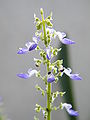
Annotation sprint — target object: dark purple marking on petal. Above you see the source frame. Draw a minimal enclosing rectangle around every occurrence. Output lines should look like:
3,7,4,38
70,74,82,80
17,73,29,79
29,43,37,51
47,74,55,83
68,109,79,116
62,38,75,44
46,53,51,60
17,48,28,54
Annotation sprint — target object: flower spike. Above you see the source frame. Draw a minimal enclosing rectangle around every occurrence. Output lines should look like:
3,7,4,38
17,9,82,119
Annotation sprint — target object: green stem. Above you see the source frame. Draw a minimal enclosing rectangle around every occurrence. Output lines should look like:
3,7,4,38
41,10,51,120
41,11,47,46
47,82,51,120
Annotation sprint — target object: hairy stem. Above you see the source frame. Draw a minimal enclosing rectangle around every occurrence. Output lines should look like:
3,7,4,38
41,10,47,46
41,10,51,120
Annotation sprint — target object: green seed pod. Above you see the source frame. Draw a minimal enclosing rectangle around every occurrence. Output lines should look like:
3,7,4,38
36,21,42,30
45,19,53,27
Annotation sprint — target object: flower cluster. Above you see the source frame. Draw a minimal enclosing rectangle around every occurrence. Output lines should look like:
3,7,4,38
17,8,82,120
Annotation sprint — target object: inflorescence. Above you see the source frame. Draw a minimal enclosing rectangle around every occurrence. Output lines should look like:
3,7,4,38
17,8,82,120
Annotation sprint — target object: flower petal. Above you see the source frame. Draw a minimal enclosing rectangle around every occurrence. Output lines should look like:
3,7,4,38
28,69,37,77
57,31,63,40
33,36,40,44
67,109,79,116
46,47,51,60
47,74,55,83
29,43,37,51
17,48,28,54
64,68,72,76
17,73,29,79
70,74,82,80
62,103,72,109
61,32,66,38
46,53,51,60
61,38,75,44
62,103,79,116
25,42,32,49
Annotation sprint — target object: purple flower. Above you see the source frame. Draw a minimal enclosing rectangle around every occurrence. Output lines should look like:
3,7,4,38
62,103,79,116
63,68,82,80
46,47,51,60
57,31,75,45
17,36,39,54
17,68,37,79
47,74,55,83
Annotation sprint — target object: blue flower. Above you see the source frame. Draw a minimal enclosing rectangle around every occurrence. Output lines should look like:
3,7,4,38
46,46,51,60
17,36,39,54
47,73,55,83
62,103,79,116
63,68,82,80
17,68,37,79
57,31,75,45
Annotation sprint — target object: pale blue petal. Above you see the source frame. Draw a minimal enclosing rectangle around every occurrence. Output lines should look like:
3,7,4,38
17,48,28,54
67,109,79,116
28,69,37,77
25,42,33,48
64,68,72,76
61,32,66,38
17,73,29,79
61,38,75,44
33,36,40,44
70,74,82,80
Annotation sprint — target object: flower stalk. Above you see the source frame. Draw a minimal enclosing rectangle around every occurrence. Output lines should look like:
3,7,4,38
17,8,82,120
41,9,51,120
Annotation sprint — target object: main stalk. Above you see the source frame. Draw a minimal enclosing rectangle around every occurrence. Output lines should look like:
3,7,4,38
41,8,51,120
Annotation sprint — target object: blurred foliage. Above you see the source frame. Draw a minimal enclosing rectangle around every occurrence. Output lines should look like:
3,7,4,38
57,43,78,120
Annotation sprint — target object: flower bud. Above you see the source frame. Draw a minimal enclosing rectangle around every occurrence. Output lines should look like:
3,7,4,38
40,8,43,15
